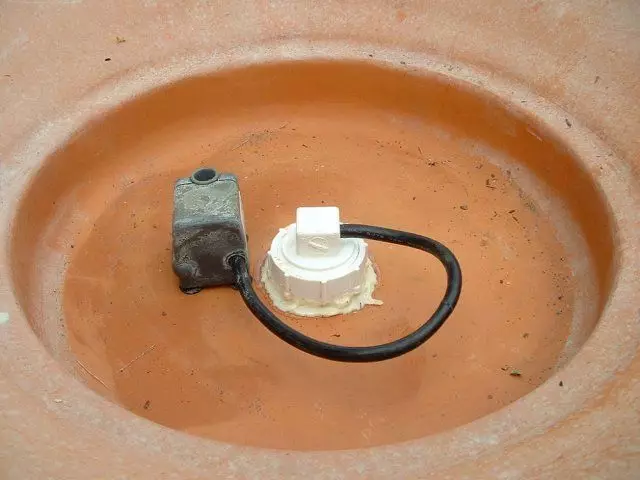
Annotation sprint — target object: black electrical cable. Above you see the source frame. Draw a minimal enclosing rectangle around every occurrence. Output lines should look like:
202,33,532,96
229,224,462,363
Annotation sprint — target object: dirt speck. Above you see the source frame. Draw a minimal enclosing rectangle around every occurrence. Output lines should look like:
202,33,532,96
143,400,151,410
459,204,469,211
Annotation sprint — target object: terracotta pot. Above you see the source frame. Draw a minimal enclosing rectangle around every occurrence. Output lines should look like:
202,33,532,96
1,1,638,478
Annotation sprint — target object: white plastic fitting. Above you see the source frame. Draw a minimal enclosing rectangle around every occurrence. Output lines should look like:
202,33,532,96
261,207,381,317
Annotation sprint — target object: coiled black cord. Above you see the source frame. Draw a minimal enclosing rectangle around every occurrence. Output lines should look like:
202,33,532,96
229,224,462,362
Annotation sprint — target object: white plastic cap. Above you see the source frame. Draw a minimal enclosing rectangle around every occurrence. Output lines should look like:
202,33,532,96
296,206,341,257
263,207,369,306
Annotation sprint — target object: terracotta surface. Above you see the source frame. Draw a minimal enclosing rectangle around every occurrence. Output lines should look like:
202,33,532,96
11,61,605,450
1,1,639,478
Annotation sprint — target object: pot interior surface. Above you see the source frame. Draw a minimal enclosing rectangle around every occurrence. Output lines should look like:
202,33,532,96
10,61,614,450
